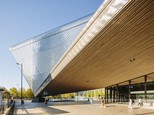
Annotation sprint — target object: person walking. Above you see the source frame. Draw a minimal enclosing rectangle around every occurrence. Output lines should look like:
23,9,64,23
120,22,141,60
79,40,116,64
138,98,141,107
138,98,143,107
101,97,105,108
44,97,48,105
90,97,93,105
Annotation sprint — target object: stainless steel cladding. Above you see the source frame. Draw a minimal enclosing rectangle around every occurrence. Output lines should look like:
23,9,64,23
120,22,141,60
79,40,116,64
10,15,92,94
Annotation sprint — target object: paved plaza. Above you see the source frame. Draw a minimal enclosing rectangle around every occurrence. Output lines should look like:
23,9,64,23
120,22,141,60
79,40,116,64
13,100,154,115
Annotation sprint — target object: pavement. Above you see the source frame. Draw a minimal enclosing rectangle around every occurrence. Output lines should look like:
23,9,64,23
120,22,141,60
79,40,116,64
13,100,154,115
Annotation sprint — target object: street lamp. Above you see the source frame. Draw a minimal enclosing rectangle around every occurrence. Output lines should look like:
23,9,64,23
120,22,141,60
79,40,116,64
16,63,23,105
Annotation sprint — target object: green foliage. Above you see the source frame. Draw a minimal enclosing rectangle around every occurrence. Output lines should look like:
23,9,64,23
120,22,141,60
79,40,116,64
9,86,105,100
82,89,105,98
9,87,17,98
17,88,26,98
82,92,87,97
9,87,34,99
94,90,99,97
87,91,91,97
50,93,75,99
25,88,34,98
91,91,94,97
99,89,104,97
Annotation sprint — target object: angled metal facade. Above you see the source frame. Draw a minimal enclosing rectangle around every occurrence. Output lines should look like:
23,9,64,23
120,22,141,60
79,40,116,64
10,15,92,94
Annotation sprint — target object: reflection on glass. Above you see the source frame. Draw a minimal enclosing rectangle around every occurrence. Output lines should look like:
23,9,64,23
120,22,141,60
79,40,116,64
10,14,92,93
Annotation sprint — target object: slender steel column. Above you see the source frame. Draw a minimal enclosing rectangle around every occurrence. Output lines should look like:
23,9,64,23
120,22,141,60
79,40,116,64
105,88,106,103
113,87,116,103
21,64,23,104
144,75,147,101
119,91,121,102
128,80,131,101
110,87,112,103
107,87,108,103
116,84,118,102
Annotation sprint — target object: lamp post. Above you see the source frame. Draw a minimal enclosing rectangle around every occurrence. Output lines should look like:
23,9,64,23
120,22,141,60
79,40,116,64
17,63,23,105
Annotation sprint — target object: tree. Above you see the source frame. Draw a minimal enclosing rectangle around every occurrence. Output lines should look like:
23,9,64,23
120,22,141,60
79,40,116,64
50,93,75,99
67,93,75,99
9,87,17,98
91,91,94,97
9,87,35,99
94,90,99,98
82,92,87,97
58,93,75,99
17,88,25,98
87,91,91,97
99,89,104,97
25,88,34,99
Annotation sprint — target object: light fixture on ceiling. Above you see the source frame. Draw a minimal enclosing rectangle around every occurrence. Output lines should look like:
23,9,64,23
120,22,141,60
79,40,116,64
129,58,135,62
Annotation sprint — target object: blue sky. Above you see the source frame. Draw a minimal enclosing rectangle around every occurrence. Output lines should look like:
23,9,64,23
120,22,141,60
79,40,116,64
0,0,103,90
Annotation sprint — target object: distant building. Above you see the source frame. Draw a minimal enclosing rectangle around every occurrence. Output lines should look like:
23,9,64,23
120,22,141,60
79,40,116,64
0,87,11,114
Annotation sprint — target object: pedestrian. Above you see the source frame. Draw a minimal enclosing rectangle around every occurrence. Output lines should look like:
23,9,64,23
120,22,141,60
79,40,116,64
101,97,105,108
132,98,135,105
44,97,48,105
21,99,24,104
128,99,132,109
139,98,143,107
11,95,14,104
138,98,141,107
98,94,100,99
90,97,93,105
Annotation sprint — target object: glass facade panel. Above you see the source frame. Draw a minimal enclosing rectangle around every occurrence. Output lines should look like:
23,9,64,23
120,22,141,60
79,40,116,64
10,15,92,93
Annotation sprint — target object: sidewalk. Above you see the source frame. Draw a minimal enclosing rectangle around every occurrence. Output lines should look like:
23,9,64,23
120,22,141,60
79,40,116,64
14,101,154,115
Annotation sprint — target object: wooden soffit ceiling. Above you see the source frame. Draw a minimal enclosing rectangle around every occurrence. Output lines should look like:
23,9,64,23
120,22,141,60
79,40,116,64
37,0,154,96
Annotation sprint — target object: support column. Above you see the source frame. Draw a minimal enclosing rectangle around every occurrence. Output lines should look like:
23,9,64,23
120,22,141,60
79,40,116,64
144,75,147,101
119,92,121,102
110,87,112,103
105,88,107,103
122,94,124,103
113,87,116,103
119,94,121,102
107,87,108,103
128,80,131,101
116,84,119,102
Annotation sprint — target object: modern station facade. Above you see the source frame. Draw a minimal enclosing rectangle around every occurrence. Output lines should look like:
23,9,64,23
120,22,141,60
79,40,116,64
10,15,92,95
10,0,154,103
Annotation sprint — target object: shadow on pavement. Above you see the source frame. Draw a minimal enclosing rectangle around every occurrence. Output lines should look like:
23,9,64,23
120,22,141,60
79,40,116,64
105,105,118,107
48,100,91,106
14,102,69,115
135,112,154,115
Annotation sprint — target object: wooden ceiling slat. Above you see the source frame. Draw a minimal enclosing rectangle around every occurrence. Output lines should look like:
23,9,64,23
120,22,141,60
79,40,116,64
39,0,154,95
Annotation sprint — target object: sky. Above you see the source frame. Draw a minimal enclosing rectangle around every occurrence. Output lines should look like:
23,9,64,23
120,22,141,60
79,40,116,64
0,0,103,90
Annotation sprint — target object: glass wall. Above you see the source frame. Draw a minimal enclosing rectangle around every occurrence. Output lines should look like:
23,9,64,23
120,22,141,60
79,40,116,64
10,14,92,94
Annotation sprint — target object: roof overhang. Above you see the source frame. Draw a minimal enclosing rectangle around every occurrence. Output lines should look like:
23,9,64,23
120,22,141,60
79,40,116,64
36,0,154,96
